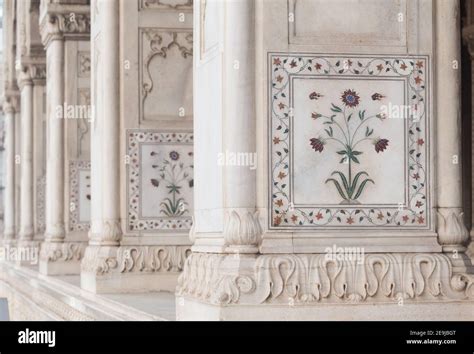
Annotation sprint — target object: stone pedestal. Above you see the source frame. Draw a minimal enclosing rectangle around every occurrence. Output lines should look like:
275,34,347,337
176,0,474,320
81,0,194,293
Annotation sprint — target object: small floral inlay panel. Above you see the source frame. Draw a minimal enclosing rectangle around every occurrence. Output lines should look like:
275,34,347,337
69,160,91,232
269,53,430,230
127,130,194,232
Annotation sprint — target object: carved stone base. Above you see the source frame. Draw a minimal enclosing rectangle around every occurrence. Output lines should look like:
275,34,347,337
39,241,87,276
176,252,474,320
80,245,191,294
15,240,40,267
176,296,474,321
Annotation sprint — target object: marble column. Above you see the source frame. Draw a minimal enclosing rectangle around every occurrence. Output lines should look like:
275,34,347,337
2,99,17,244
191,0,260,254
435,0,470,269
221,0,260,254
38,14,67,275
18,70,35,244
38,2,91,275
81,0,123,293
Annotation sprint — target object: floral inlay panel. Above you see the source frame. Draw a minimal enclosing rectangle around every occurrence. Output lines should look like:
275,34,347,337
269,53,430,230
69,160,91,232
127,130,194,232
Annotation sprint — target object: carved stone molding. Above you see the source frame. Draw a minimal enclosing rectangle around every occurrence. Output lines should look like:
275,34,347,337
101,219,123,245
177,252,474,305
119,246,191,273
39,241,86,262
223,209,262,253
140,0,193,11
18,63,47,88
2,100,16,114
141,30,193,109
81,246,118,276
81,245,191,276
40,9,91,47
437,207,470,251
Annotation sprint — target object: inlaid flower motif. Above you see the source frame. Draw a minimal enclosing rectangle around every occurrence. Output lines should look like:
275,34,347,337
309,91,323,100
273,216,282,226
371,93,385,101
275,199,284,207
309,138,325,153
315,212,323,220
374,138,389,153
417,138,424,146
273,137,281,144
341,89,360,108
169,151,180,161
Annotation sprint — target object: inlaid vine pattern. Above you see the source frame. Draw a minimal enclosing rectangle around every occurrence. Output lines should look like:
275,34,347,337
269,54,429,229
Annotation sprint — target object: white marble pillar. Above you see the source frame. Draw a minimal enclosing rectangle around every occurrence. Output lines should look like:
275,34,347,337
18,72,35,243
39,17,66,275
221,0,260,253
81,0,122,292
191,0,260,254
45,39,66,244
435,0,470,259
2,100,16,243
92,0,122,247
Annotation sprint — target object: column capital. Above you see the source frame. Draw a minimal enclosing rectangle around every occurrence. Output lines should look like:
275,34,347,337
2,100,15,114
2,94,20,113
39,4,91,48
17,62,47,88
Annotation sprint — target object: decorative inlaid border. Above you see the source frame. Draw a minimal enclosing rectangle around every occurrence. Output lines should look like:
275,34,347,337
269,53,430,230
126,130,194,232
36,175,46,234
77,52,91,78
69,160,91,232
